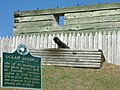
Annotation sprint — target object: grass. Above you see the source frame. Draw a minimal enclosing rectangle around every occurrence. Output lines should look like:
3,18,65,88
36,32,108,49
42,62,120,90
0,62,120,90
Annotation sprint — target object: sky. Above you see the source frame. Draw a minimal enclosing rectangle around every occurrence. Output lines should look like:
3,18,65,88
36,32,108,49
0,0,120,37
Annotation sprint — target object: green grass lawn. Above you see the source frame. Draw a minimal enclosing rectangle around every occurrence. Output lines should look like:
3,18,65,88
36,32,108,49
1,62,120,90
42,62,120,90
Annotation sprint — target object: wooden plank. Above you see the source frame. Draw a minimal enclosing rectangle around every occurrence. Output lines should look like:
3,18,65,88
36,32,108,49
81,33,85,49
94,32,98,49
31,54,102,59
98,31,102,49
85,33,89,49
42,61,101,65
52,34,56,48
94,28,120,32
30,48,101,52
63,33,68,46
117,31,120,65
102,32,108,59
14,28,120,36
31,51,102,55
64,22,120,30
33,55,101,58
42,63,101,68
48,34,52,48
36,35,40,48
89,33,93,49
76,33,80,49
44,34,48,48
14,26,61,35
30,49,102,53
15,15,55,23
107,31,112,63
65,15,120,25
14,26,120,36
14,25,61,33
112,31,117,64
14,3,120,17
68,33,72,48
65,9,120,19
14,22,120,35
42,58,101,62
14,20,58,29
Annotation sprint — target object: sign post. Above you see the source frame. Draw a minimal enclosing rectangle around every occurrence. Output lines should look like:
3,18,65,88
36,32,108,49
1,44,42,90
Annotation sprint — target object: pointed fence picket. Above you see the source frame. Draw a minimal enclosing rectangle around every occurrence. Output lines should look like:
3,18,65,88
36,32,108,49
0,31,120,65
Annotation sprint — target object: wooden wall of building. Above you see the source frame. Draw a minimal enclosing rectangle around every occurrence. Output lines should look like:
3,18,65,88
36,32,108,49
14,2,120,35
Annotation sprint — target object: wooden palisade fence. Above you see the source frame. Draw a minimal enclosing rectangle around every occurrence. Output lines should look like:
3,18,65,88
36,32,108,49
0,31,120,65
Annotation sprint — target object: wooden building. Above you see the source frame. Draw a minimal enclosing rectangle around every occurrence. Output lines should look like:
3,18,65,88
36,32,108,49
14,2,120,36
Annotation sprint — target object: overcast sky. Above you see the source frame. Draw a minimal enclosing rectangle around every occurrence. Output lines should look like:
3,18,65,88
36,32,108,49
0,0,120,37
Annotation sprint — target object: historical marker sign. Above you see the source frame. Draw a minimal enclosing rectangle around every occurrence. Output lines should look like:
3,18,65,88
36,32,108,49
1,44,42,90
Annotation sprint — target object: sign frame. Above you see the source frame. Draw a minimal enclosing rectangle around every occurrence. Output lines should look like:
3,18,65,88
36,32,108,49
1,44,42,90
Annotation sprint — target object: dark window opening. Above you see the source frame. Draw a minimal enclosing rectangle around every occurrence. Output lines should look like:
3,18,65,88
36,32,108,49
54,14,64,26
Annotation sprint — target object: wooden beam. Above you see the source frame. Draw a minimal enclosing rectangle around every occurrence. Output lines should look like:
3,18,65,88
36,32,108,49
14,3,120,17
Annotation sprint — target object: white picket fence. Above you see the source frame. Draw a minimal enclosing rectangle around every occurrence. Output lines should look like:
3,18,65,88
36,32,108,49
0,31,120,65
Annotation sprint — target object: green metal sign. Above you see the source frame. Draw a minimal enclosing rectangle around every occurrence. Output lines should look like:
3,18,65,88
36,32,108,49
1,44,42,90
